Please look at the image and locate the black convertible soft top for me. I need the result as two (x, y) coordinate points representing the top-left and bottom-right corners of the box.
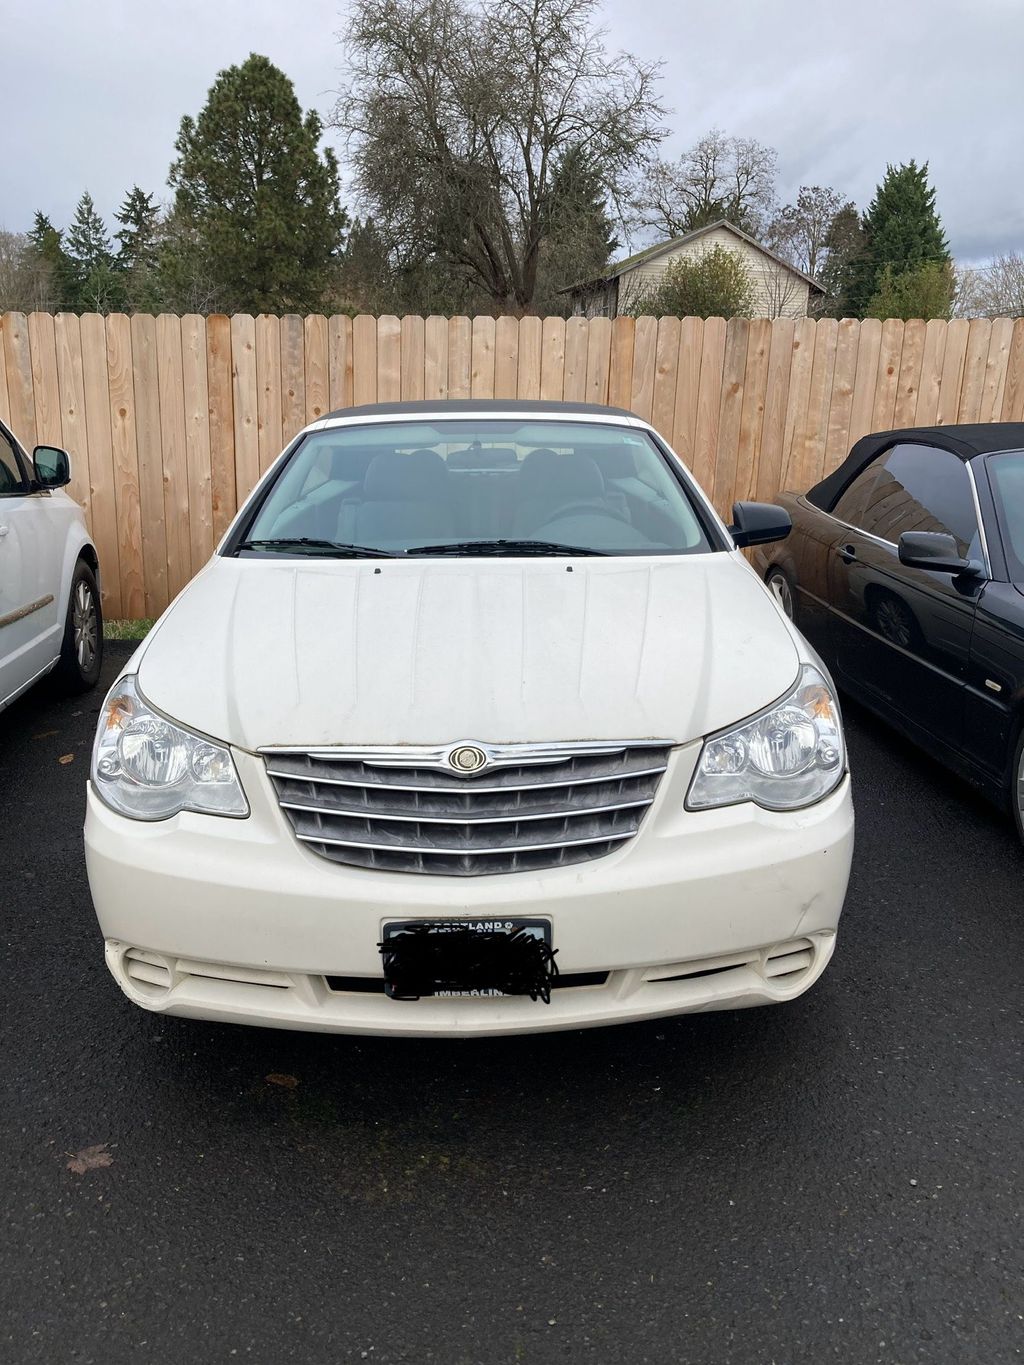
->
(807, 423), (1024, 510)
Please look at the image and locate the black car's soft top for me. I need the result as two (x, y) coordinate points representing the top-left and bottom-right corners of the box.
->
(807, 423), (1024, 511)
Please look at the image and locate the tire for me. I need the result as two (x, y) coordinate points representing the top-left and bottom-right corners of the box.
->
(56, 560), (103, 693)
(868, 589), (920, 651)
(766, 567), (796, 622)
(1010, 728), (1024, 847)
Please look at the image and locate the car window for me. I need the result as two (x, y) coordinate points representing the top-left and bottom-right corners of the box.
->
(985, 451), (1024, 580)
(830, 465), (883, 528)
(236, 419), (715, 557)
(834, 443), (978, 555)
(0, 427), (27, 496)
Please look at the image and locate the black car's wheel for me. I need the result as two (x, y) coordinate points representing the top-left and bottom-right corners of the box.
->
(766, 568), (796, 622)
(1011, 729), (1024, 847)
(870, 590), (920, 650)
(56, 561), (103, 693)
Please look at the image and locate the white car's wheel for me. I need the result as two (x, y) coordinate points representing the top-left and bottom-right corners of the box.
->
(57, 561), (103, 693)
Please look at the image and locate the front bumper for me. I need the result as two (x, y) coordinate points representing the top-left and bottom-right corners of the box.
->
(84, 744), (854, 1037)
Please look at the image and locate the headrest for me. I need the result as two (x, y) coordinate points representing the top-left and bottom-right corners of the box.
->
(321, 444), (375, 482)
(588, 446), (637, 480)
(518, 450), (604, 500)
(364, 449), (448, 500)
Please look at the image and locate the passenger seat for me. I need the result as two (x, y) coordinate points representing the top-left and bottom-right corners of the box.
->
(341, 450), (456, 547)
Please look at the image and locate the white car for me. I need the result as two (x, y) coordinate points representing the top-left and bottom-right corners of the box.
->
(85, 401), (854, 1037)
(0, 419), (102, 711)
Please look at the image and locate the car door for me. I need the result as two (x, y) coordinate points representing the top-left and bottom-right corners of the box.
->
(0, 426), (63, 704)
(826, 442), (984, 751)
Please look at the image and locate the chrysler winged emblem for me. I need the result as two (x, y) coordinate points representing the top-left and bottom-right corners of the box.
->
(448, 744), (487, 774)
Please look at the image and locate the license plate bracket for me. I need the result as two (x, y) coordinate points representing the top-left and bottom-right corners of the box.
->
(380, 918), (556, 1002)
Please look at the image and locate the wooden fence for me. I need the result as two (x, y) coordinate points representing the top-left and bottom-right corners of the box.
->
(2, 311), (1023, 620)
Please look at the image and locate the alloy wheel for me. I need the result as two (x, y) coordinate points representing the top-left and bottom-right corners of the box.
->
(73, 580), (98, 672)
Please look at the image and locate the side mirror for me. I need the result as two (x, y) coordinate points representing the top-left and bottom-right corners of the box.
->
(729, 500), (792, 548)
(898, 531), (983, 577)
(32, 445), (71, 489)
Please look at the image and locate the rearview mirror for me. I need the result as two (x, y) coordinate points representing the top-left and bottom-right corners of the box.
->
(33, 445), (71, 489)
(898, 531), (983, 577)
(729, 501), (792, 549)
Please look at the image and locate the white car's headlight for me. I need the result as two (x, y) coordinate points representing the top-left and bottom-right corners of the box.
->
(686, 664), (845, 812)
(91, 675), (248, 820)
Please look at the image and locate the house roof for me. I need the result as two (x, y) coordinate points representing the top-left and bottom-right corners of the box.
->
(807, 423), (1024, 510)
(561, 219), (825, 295)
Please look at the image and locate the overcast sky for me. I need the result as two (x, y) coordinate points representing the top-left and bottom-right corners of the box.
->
(3, 0), (1021, 263)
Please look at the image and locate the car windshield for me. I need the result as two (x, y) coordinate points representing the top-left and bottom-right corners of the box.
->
(987, 450), (1024, 580)
(236, 419), (714, 557)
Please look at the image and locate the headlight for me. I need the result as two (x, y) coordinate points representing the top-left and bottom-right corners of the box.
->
(686, 664), (845, 812)
(91, 675), (248, 820)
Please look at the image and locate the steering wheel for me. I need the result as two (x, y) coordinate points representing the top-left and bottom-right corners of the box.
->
(539, 501), (631, 526)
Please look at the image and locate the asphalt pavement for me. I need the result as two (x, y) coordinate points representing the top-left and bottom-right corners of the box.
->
(1, 642), (1021, 1365)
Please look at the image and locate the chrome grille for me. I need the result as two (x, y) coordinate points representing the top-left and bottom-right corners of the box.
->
(264, 742), (670, 876)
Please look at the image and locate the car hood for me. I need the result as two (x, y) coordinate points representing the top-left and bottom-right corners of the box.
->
(136, 554), (800, 750)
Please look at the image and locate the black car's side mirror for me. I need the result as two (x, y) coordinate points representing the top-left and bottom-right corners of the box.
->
(32, 445), (71, 489)
(729, 501), (792, 548)
(897, 531), (983, 577)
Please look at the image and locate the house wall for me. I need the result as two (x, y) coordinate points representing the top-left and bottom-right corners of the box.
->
(617, 228), (812, 319)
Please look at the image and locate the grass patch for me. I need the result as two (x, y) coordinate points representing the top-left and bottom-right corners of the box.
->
(104, 618), (155, 641)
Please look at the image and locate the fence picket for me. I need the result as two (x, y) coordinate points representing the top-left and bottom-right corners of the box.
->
(80, 313), (122, 616)
(130, 313), (167, 615)
(156, 314), (190, 600)
(255, 315), (282, 474)
(471, 316), (496, 399)
(304, 314), (330, 422)
(400, 315), (425, 401)
(53, 314), (91, 521)
(206, 315), (236, 540)
(27, 312), (62, 447)
(2, 313), (36, 440)
(105, 314), (145, 620)
(494, 316), (519, 398)
(181, 314), (213, 574)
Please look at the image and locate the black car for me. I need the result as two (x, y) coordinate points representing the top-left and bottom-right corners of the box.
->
(754, 422), (1024, 842)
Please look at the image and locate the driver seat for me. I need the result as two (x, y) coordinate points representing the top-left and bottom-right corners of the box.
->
(512, 450), (606, 537)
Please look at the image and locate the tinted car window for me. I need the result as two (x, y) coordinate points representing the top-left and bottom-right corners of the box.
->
(0, 428), (26, 496)
(842, 443), (978, 554)
(830, 465), (883, 527)
(986, 451), (1024, 580)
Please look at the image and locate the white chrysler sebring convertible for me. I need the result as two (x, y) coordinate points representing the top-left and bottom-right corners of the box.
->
(85, 400), (854, 1036)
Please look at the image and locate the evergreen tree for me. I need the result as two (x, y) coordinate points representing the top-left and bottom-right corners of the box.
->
(114, 187), (164, 312)
(334, 217), (397, 313)
(65, 191), (125, 312)
(534, 145), (619, 314)
(841, 161), (950, 317)
(115, 186), (164, 312)
(168, 54), (348, 314)
(817, 204), (864, 316)
(27, 212), (72, 310)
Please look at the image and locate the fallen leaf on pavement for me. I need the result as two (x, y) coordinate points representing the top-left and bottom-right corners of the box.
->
(58, 754), (75, 765)
(67, 1143), (114, 1175)
(265, 1073), (300, 1089)
(33, 730), (59, 740)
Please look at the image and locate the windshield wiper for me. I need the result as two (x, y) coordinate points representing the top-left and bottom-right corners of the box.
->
(236, 537), (396, 558)
(405, 538), (608, 557)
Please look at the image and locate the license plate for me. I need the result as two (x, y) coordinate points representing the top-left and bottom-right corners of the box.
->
(380, 918), (556, 1002)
